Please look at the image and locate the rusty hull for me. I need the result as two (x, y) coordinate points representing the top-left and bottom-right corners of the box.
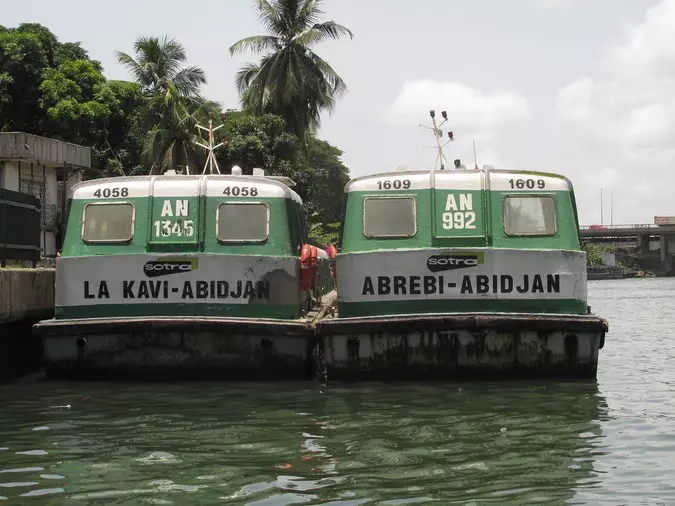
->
(34, 316), (316, 380)
(317, 313), (608, 380)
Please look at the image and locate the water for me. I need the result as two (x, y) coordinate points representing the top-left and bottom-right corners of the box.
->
(1, 278), (675, 505)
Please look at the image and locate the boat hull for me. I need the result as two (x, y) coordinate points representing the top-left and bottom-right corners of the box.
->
(33, 316), (319, 380)
(317, 312), (608, 380)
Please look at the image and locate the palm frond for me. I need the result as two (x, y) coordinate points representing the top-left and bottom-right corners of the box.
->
(256, 0), (285, 36)
(172, 66), (207, 97)
(297, 0), (324, 29)
(235, 62), (261, 95)
(293, 21), (354, 46)
(306, 51), (347, 96)
(229, 35), (282, 56)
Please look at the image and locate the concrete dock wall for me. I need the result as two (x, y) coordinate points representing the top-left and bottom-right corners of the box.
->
(0, 268), (55, 323)
(0, 268), (55, 382)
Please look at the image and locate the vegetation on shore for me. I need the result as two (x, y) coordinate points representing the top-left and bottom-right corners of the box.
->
(0, 0), (352, 241)
(581, 242), (615, 266)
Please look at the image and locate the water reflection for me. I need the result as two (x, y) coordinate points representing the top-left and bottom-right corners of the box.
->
(0, 380), (608, 504)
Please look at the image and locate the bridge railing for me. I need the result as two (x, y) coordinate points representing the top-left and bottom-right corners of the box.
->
(579, 224), (667, 231)
(0, 188), (41, 267)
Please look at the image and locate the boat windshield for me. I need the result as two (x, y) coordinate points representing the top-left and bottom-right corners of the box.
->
(82, 203), (134, 242)
(363, 196), (416, 238)
(503, 195), (557, 236)
(217, 202), (269, 242)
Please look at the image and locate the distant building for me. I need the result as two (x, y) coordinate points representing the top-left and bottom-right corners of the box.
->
(0, 132), (91, 257)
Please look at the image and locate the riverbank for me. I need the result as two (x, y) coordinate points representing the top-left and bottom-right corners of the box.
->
(587, 265), (656, 280)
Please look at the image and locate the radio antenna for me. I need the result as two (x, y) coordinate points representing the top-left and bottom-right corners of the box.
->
(473, 139), (479, 170)
(195, 119), (225, 174)
(419, 109), (454, 170)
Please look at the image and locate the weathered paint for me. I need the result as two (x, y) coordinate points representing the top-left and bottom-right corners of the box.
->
(38, 171), (338, 379)
(0, 132), (91, 168)
(40, 329), (313, 380)
(55, 254), (303, 319)
(317, 312), (608, 380)
(336, 249), (587, 317)
(35, 293), (338, 380)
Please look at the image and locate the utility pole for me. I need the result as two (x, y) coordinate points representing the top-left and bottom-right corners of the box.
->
(610, 191), (614, 226)
(600, 187), (604, 225)
(195, 119), (225, 174)
(420, 109), (454, 169)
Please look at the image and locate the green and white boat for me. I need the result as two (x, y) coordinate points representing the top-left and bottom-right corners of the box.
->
(33, 167), (335, 379)
(317, 166), (608, 380)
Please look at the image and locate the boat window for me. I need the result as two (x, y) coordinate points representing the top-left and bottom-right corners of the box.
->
(503, 195), (557, 236)
(217, 202), (269, 242)
(363, 197), (416, 238)
(81, 203), (134, 243)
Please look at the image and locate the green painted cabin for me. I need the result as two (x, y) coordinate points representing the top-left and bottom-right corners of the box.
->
(56, 172), (332, 321)
(335, 168), (588, 318)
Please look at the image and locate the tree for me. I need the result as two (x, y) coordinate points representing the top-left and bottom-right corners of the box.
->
(213, 111), (350, 224)
(229, 0), (353, 145)
(217, 111), (299, 176)
(303, 138), (349, 224)
(0, 28), (49, 133)
(117, 36), (206, 98)
(141, 84), (221, 174)
(117, 35), (213, 174)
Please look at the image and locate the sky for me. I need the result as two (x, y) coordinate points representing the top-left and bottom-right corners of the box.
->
(3, 0), (674, 225)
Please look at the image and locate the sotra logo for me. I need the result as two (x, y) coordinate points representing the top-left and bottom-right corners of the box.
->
(426, 252), (484, 272)
(143, 258), (198, 278)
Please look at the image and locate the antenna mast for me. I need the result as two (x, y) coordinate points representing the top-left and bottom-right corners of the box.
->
(420, 109), (454, 169)
(473, 139), (479, 170)
(195, 119), (225, 174)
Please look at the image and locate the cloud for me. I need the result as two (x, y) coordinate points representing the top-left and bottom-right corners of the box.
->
(385, 80), (531, 130)
(554, 0), (675, 223)
(611, 0), (675, 79)
(532, 0), (578, 8)
(555, 77), (595, 121)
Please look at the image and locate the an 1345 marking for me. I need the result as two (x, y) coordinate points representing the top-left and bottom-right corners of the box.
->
(153, 199), (194, 238)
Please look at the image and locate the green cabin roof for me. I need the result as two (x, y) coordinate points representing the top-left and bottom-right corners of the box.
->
(339, 168), (582, 253)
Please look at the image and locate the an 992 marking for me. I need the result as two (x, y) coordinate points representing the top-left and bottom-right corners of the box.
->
(377, 179), (411, 190)
(508, 178), (545, 189)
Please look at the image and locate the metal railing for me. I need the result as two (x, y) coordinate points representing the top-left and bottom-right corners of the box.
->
(0, 188), (41, 267)
(579, 224), (672, 231)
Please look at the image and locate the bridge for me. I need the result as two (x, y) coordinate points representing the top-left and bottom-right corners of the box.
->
(579, 224), (675, 241)
(579, 223), (675, 273)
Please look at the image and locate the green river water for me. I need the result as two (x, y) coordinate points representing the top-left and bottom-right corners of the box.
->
(1, 278), (674, 505)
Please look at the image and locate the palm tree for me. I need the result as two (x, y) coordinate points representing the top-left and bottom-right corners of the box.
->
(229, 0), (353, 144)
(117, 35), (213, 174)
(117, 36), (206, 98)
(141, 82), (221, 174)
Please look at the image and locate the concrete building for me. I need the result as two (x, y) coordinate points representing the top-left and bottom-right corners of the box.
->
(0, 132), (91, 257)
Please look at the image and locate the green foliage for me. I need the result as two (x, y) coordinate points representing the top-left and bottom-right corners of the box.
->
(216, 112), (299, 178)
(581, 242), (615, 266)
(0, 23), (351, 229)
(303, 138), (350, 225)
(0, 23), (144, 178)
(308, 217), (340, 246)
(230, 0), (353, 145)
